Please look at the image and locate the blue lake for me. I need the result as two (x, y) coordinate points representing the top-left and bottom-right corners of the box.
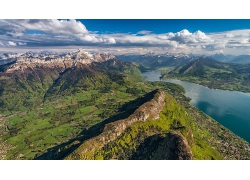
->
(142, 70), (250, 143)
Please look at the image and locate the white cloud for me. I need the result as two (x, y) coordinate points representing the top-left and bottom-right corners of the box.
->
(8, 41), (17, 46)
(170, 29), (213, 44)
(225, 33), (234, 38)
(79, 35), (99, 43)
(4, 19), (89, 37)
(18, 42), (27, 46)
(204, 43), (225, 51)
(104, 37), (116, 44)
(0, 20), (26, 37)
(0, 41), (5, 46)
(137, 30), (152, 35)
(2, 20), (250, 55)
(209, 29), (250, 51)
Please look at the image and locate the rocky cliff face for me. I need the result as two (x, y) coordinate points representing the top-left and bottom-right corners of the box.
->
(65, 89), (166, 160)
(4, 49), (115, 73)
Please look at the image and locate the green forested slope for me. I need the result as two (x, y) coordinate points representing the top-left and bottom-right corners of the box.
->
(165, 57), (250, 92)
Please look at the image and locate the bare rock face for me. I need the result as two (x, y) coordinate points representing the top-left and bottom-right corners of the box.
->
(101, 89), (166, 141)
(5, 49), (115, 73)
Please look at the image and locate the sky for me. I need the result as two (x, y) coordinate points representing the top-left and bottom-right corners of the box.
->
(1, 19), (250, 55)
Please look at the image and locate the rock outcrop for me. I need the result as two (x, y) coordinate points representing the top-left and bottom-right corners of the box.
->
(65, 89), (166, 160)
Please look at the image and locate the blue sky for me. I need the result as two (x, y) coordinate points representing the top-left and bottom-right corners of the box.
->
(78, 19), (250, 34)
(1, 19), (250, 55)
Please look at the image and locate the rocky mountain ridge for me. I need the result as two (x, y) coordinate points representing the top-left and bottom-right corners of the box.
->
(2, 49), (115, 73)
(65, 89), (194, 160)
(65, 89), (166, 159)
(138, 52), (192, 59)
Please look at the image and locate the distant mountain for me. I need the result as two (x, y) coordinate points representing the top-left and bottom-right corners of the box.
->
(2, 49), (115, 74)
(209, 53), (232, 62)
(0, 52), (21, 59)
(115, 54), (140, 62)
(0, 59), (16, 66)
(167, 56), (250, 92)
(0, 49), (121, 112)
(176, 57), (218, 74)
(229, 55), (250, 64)
(132, 52), (194, 68)
(0, 51), (68, 66)
(0, 52), (20, 65)
(209, 53), (250, 64)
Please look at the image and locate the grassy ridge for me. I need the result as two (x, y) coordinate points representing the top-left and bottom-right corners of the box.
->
(153, 81), (250, 160)
(77, 92), (222, 160)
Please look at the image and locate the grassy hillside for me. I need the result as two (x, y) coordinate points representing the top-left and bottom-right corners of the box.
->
(64, 81), (250, 160)
(152, 81), (250, 160)
(165, 57), (250, 92)
(65, 90), (222, 160)
(0, 60), (151, 159)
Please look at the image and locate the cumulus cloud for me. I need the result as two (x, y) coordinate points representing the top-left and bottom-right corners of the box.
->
(2, 19), (250, 55)
(98, 33), (180, 48)
(0, 19), (88, 37)
(225, 33), (234, 38)
(203, 43), (225, 51)
(12, 19), (89, 36)
(18, 42), (27, 46)
(137, 30), (152, 35)
(0, 20), (26, 37)
(8, 41), (17, 46)
(169, 29), (213, 44)
(0, 41), (5, 46)
(209, 29), (250, 51)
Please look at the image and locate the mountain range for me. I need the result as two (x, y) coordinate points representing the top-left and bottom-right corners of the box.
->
(2, 51), (250, 68)
(0, 49), (250, 160)
(116, 52), (250, 65)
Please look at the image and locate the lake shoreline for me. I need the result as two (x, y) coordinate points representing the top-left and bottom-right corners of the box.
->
(162, 77), (250, 93)
(142, 70), (250, 144)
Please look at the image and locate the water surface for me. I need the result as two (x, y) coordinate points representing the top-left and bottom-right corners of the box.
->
(142, 70), (250, 143)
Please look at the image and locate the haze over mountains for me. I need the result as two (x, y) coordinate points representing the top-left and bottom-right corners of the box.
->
(2, 49), (250, 71)
(117, 52), (250, 64)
